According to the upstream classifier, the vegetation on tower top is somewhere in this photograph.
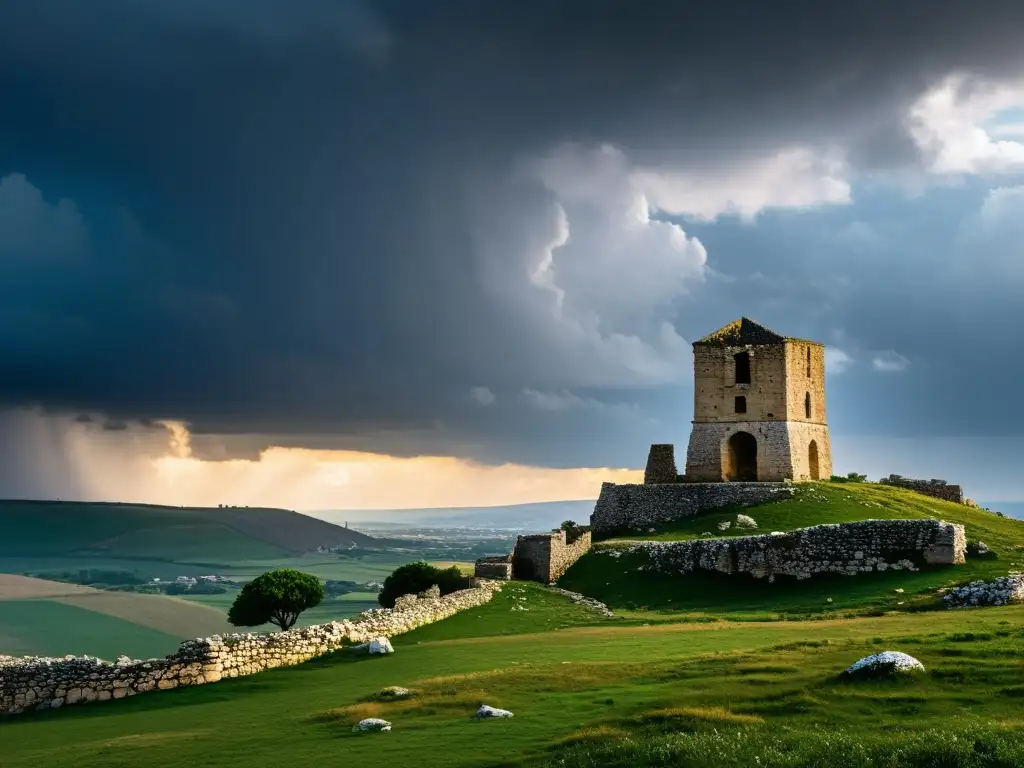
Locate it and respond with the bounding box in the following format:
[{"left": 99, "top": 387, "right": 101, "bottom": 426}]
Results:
[{"left": 693, "top": 316, "right": 821, "bottom": 347}]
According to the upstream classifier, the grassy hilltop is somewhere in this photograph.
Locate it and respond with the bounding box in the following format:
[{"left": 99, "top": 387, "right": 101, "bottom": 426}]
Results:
[
  {"left": 560, "top": 482, "right": 1024, "bottom": 620},
  {"left": 4, "top": 480, "right": 1024, "bottom": 767},
  {"left": 0, "top": 499, "right": 373, "bottom": 561},
  {"left": 0, "top": 501, "right": 401, "bottom": 657},
  {"left": 3, "top": 583, "right": 1024, "bottom": 767}
]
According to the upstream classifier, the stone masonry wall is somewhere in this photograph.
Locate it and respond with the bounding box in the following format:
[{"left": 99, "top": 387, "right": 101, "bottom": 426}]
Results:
[
  {"left": 879, "top": 475, "right": 964, "bottom": 504},
  {"left": 644, "top": 444, "right": 678, "bottom": 484},
  {"left": 693, "top": 343, "right": 788, "bottom": 423},
  {"left": 0, "top": 581, "right": 503, "bottom": 717},
  {"left": 591, "top": 481, "right": 793, "bottom": 538},
  {"left": 784, "top": 341, "right": 827, "bottom": 425},
  {"left": 685, "top": 421, "right": 831, "bottom": 482},
  {"left": 474, "top": 556, "right": 513, "bottom": 580},
  {"left": 599, "top": 519, "right": 966, "bottom": 580},
  {"left": 512, "top": 529, "right": 593, "bottom": 582},
  {"left": 785, "top": 422, "right": 833, "bottom": 481},
  {"left": 687, "top": 338, "right": 831, "bottom": 483}
]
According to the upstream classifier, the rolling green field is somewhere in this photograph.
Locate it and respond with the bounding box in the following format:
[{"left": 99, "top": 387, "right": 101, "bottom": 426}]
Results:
[
  {"left": 606, "top": 482, "right": 1024, "bottom": 548},
  {"left": 4, "top": 583, "right": 1024, "bottom": 768},
  {"left": 179, "top": 590, "right": 383, "bottom": 628},
  {"left": 560, "top": 482, "right": 1024, "bottom": 619},
  {"left": 4, "top": 481, "right": 1024, "bottom": 766},
  {"left": 0, "top": 499, "right": 372, "bottom": 561},
  {"left": 0, "top": 600, "right": 183, "bottom": 659},
  {"left": 0, "top": 551, "right": 428, "bottom": 583}
]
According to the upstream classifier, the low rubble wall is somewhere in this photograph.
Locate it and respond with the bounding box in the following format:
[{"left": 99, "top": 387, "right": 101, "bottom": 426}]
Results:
[
  {"left": 0, "top": 581, "right": 503, "bottom": 717},
  {"left": 591, "top": 481, "right": 793, "bottom": 538},
  {"left": 597, "top": 519, "right": 966, "bottom": 580}
]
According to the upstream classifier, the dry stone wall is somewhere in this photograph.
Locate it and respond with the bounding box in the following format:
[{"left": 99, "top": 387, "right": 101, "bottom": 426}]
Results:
[
  {"left": 474, "top": 556, "right": 513, "bottom": 580},
  {"left": 879, "top": 475, "right": 964, "bottom": 504},
  {"left": 591, "top": 481, "right": 793, "bottom": 538},
  {"left": 511, "top": 528, "right": 592, "bottom": 582},
  {"left": 0, "top": 581, "right": 503, "bottom": 717},
  {"left": 598, "top": 519, "right": 966, "bottom": 580}
]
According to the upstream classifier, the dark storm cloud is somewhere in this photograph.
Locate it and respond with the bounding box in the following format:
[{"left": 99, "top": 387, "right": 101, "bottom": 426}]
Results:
[{"left": 2, "top": 0, "right": 1024, "bottom": 468}]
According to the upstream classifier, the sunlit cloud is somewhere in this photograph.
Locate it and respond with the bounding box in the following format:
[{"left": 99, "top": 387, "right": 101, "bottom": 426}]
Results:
[{"left": 1, "top": 408, "right": 641, "bottom": 510}]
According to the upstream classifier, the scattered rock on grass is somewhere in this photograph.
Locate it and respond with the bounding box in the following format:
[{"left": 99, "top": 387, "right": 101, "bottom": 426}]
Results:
[
  {"left": 735, "top": 514, "right": 758, "bottom": 529},
  {"left": 353, "top": 717, "right": 392, "bottom": 732},
  {"left": 474, "top": 704, "right": 514, "bottom": 718},
  {"left": 368, "top": 637, "right": 394, "bottom": 654},
  {"left": 374, "top": 686, "right": 411, "bottom": 700},
  {"left": 842, "top": 651, "right": 925, "bottom": 679},
  {"left": 943, "top": 574, "right": 1024, "bottom": 608},
  {"left": 547, "top": 587, "right": 614, "bottom": 617}
]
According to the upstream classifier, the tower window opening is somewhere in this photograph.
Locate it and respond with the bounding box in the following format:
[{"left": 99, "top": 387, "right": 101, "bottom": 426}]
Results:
[
  {"left": 734, "top": 396, "right": 747, "bottom": 414},
  {"left": 806, "top": 347, "right": 811, "bottom": 378},
  {"left": 804, "top": 391, "right": 812, "bottom": 419},
  {"left": 734, "top": 351, "right": 751, "bottom": 384}
]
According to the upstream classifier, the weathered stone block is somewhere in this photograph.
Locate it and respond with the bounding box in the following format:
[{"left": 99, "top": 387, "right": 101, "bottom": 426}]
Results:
[{"left": 644, "top": 444, "right": 678, "bottom": 484}]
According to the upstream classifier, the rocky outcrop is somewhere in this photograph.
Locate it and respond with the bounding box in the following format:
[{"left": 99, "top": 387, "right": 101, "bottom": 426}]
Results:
[
  {"left": 591, "top": 481, "right": 793, "bottom": 538},
  {"left": 879, "top": 475, "right": 964, "bottom": 504},
  {"left": 944, "top": 574, "right": 1024, "bottom": 608},
  {"left": 546, "top": 586, "right": 614, "bottom": 617},
  {"left": 0, "top": 580, "right": 503, "bottom": 717},
  {"left": 597, "top": 519, "right": 966, "bottom": 580}
]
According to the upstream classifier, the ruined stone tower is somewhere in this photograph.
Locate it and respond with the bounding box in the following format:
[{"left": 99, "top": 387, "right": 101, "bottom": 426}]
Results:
[{"left": 684, "top": 317, "right": 832, "bottom": 482}]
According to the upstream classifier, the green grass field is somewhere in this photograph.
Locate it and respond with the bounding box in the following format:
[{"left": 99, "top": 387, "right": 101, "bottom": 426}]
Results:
[
  {"left": 1, "top": 552, "right": 462, "bottom": 584},
  {"left": 559, "top": 482, "right": 1024, "bottom": 620},
  {"left": 4, "top": 481, "right": 1024, "bottom": 766},
  {"left": 0, "top": 552, "right": 470, "bottom": 657},
  {"left": 605, "top": 482, "right": 1024, "bottom": 548},
  {"left": 0, "top": 600, "right": 183, "bottom": 659},
  {"left": 0, "top": 499, "right": 371, "bottom": 561},
  {"left": 3, "top": 583, "right": 1023, "bottom": 768},
  {"left": 179, "top": 590, "right": 383, "bottom": 628}
]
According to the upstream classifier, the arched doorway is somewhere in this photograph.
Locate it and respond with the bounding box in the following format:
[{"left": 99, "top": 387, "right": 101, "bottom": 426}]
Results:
[
  {"left": 725, "top": 432, "right": 758, "bottom": 482},
  {"left": 808, "top": 440, "right": 820, "bottom": 480}
]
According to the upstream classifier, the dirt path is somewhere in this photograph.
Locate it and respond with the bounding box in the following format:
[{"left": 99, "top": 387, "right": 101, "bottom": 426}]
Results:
[
  {"left": 0, "top": 574, "right": 233, "bottom": 640},
  {"left": 0, "top": 574, "right": 101, "bottom": 599}
]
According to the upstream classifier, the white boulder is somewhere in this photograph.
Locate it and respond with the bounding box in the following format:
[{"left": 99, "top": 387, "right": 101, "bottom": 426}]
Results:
[
  {"left": 474, "top": 704, "right": 514, "bottom": 718},
  {"left": 352, "top": 717, "right": 392, "bottom": 732},
  {"left": 368, "top": 637, "right": 394, "bottom": 654},
  {"left": 843, "top": 651, "right": 925, "bottom": 678}
]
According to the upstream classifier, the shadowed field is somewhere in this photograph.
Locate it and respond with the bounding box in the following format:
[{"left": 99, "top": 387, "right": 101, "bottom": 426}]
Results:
[
  {"left": 2, "top": 583, "right": 1023, "bottom": 768},
  {"left": 0, "top": 575, "right": 233, "bottom": 657}
]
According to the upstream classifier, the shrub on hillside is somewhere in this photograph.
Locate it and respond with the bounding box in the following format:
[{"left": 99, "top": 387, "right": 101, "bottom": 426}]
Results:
[
  {"left": 227, "top": 569, "right": 324, "bottom": 631},
  {"left": 830, "top": 472, "right": 868, "bottom": 483},
  {"left": 378, "top": 561, "right": 466, "bottom": 608}
]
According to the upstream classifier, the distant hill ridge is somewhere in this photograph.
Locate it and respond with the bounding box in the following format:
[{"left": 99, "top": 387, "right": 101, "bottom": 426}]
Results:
[
  {"left": 0, "top": 499, "right": 374, "bottom": 561},
  {"left": 311, "top": 499, "right": 596, "bottom": 530}
]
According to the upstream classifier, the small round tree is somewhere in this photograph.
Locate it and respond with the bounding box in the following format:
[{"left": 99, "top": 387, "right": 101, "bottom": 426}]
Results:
[
  {"left": 378, "top": 561, "right": 465, "bottom": 608},
  {"left": 227, "top": 568, "right": 324, "bottom": 631}
]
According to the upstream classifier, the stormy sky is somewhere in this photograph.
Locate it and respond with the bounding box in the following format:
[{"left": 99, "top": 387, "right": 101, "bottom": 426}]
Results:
[{"left": 2, "top": 0, "right": 1024, "bottom": 505}]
